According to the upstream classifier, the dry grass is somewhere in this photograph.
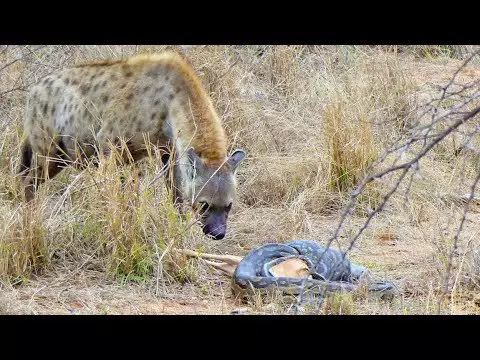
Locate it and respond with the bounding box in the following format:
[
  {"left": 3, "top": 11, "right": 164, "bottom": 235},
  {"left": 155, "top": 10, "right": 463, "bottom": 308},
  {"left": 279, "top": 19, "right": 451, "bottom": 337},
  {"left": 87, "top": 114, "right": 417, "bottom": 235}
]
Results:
[{"left": 1, "top": 45, "right": 480, "bottom": 314}]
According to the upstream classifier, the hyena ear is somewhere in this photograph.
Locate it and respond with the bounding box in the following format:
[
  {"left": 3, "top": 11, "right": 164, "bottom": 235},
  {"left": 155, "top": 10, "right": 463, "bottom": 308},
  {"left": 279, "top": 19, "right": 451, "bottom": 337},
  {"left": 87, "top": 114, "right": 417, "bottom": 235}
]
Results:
[
  {"left": 227, "top": 149, "right": 246, "bottom": 172},
  {"left": 187, "top": 148, "right": 203, "bottom": 174}
]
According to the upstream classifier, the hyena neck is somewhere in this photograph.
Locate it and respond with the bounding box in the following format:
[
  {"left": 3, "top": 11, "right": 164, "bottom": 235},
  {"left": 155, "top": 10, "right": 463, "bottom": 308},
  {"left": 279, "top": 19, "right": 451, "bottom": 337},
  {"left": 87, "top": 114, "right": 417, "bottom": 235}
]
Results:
[
  {"left": 156, "top": 52, "right": 228, "bottom": 165},
  {"left": 138, "top": 52, "right": 231, "bottom": 205}
]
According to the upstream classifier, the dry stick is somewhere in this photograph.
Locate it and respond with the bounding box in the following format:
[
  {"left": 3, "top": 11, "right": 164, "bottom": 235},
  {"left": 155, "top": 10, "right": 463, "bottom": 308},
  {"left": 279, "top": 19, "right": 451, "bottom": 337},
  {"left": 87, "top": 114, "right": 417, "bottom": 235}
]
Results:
[
  {"left": 414, "top": 93, "right": 480, "bottom": 136},
  {"left": 0, "top": 45, "right": 47, "bottom": 73},
  {"left": 430, "top": 50, "right": 479, "bottom": 122},
  {"left": 386, "top": 72, "right": 479, "bottom": 156},
  {"left": 149, "top": 230, "right": 167, "bottom": 297},
  {"left": 309, "top": 165, "right": 413, "bottom": 314},
  {"left": 401, "top": 161, "right": 419, "bottom": 206},
  {"left": 301, "top": 105, "right": 480, "bottom": 313},
  {"left": 440, "top": 50, "right": 480, "bottom": 101},
  {"left": 437, "top": 161, "right": 480, "bottom": 314},
  {"left": 0, "top": 46, "right": 75, "bottom": 97},
  {"left": 409, "top": 87, "right": 478, "bottom": 159},
  {"left": 21, "top": 45, "right": 65, "bottom": 71},
  {"left": 146, "top": 162, "right": 170, "bottom": 188},
  {"left": 346, "top": 106, "right": 480, "bottom": 242},
  {"left": 218, "top": 50, "right": 240, "bottom": 80},
  {"left": 450, "top": 233, "right": 477, "bottom": 311},
  {"left": 51, "top": 171, "right": 85, "bottom": 218},
  {"left": 364, "top": 106, "right": 480, "bottom": 188}
]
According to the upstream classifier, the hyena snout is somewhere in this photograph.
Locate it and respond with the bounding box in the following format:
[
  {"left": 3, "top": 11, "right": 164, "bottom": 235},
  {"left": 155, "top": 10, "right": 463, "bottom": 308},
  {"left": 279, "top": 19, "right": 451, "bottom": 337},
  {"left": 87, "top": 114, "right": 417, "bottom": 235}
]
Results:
[{"left": 201, "top": 213, "right": 228, "bottom": 240}]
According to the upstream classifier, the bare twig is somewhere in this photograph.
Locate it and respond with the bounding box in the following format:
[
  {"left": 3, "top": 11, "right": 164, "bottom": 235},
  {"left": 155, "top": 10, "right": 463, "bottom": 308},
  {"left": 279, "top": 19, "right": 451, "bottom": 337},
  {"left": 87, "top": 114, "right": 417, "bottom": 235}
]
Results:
[{"left": 295, "top": 50, "right": 480, "bottom": 313}]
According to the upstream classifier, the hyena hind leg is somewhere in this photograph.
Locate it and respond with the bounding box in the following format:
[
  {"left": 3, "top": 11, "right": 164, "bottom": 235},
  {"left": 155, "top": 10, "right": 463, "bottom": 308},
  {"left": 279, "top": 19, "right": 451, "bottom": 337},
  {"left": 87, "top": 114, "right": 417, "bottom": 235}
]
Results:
[
  {"left": 18, "top": 137, "right": 35, "bottom": 201},
  {"left": 18, "top": 138, "right": 70, "bottom": 202}
]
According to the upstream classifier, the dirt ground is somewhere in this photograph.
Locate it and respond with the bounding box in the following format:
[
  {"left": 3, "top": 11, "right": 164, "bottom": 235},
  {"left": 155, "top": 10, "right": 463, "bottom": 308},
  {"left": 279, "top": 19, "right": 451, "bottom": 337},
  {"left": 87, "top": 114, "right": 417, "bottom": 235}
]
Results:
[
  {"left": 1, "top": 46, "right": 480, "bottom": 315},
  {"left": 3, "top": 205, "right": 480, "bottom": 315}
]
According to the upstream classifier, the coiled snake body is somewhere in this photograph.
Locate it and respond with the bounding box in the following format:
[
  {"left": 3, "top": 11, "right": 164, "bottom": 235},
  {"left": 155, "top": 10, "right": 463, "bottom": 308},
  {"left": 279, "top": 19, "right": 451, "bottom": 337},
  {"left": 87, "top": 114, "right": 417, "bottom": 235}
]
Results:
[
  {"left": 232, "top": 240, "right": 396, "bottom": 298},
  {"left": 177, "top": 239, "right": 398, "bottom": 300}
]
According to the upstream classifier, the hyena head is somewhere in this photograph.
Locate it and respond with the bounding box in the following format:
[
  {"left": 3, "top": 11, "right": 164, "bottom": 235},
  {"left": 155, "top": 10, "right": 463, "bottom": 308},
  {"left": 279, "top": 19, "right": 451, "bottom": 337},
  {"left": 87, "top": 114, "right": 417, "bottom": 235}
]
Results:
[{"left": 186, "top": 148, "right": 245, "bottom": 240}]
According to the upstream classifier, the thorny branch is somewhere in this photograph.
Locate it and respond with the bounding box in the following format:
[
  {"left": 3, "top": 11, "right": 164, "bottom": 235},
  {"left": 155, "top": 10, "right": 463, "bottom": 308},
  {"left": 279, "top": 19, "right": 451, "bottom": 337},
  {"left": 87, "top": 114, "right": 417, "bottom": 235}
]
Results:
[
  {"left": 438, "top": 156, "right": 480, "bottom": 313},
  {"left": 295, "top": 49, "right": 480, "bottom": 314}
]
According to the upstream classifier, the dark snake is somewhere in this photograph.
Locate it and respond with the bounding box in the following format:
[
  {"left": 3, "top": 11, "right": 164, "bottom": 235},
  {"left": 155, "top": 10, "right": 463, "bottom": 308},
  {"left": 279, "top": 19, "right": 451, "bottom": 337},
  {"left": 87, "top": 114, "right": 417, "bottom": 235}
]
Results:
[{"left": 232, "top": 240, "right": 397, "bottom": 299}]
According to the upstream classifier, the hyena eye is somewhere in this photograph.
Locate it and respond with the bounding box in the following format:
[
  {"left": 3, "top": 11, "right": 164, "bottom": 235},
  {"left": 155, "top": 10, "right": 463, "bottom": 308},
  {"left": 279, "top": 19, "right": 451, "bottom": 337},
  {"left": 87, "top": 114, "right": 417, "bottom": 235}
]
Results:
[{"left": 198, "top": 201, "right": 210, "bottom": 215}]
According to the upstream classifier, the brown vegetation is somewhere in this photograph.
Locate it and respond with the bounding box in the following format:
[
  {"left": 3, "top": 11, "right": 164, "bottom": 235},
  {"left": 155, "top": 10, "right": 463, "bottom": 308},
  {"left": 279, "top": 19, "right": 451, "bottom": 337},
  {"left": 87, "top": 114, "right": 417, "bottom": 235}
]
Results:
[{"left": 1, "top": 45, "right": 480, "bottom": 314}]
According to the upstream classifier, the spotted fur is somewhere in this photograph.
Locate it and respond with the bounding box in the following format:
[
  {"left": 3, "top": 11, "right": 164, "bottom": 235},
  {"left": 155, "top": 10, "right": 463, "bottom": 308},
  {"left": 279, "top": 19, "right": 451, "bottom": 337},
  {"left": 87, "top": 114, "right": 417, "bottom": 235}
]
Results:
[{"left": 18, "top": 51, "right": 246, "bottom": 239}]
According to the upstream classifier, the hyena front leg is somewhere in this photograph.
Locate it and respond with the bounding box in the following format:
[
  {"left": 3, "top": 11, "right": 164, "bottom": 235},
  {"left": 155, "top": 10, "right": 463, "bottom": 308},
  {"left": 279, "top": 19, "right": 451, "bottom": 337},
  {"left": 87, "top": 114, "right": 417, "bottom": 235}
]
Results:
[{"left": 161, "top": 152, "right": 185, "bottom": 208}]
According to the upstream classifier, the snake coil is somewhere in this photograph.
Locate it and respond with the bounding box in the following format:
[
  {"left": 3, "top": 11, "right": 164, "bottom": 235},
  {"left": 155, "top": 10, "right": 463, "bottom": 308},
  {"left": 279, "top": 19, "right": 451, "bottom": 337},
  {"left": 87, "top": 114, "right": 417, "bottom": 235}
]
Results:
[{"left": 232, "top": 240, "right": 396, "bottom": 299}]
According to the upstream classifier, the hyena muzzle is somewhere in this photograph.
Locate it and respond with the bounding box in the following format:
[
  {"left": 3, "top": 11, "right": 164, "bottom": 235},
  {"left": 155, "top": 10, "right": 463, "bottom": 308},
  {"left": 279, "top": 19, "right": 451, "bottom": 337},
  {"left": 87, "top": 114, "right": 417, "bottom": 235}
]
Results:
[{"left": 18, "top": 51, "right": 246, "bottom": 240}]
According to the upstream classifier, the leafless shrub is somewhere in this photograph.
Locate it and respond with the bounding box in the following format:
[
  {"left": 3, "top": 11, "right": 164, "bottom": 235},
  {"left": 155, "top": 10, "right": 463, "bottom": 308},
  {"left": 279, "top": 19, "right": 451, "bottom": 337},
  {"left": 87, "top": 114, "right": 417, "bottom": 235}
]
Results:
[{"left": 301, "top": 49, "right": 480, "bottom": 314}]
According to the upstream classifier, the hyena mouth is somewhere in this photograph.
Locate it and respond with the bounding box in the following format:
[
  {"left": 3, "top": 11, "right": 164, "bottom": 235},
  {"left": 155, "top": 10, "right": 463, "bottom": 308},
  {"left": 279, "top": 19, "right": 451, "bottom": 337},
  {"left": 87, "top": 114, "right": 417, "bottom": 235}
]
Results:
[
  {"left": 203, "top": 224, "right": 227, "bottom": 240},
  {"left": 206, "top": 233, "right": 225, "bottom": 240},
  {"left": 209, "top": 232, "right": 225, "bottom": 240}
]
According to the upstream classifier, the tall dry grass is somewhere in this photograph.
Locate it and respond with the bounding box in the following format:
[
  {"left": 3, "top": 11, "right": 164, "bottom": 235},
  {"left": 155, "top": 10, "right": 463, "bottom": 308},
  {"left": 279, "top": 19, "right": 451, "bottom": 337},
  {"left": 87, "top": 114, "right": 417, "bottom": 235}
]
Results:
[
  {"left": 0, "top": 45, "right": 417, "bottom": 282},
  {"left": 1, "top": 45, "right": 479, "bottom": 314}
]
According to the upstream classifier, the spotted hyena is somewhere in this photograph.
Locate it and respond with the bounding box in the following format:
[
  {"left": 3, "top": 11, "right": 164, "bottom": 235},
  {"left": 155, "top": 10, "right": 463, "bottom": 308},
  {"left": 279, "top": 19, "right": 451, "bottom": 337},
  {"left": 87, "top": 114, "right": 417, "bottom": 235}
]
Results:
[{"left": 18, "top": 51, "right": 246, "bottom": 240}]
